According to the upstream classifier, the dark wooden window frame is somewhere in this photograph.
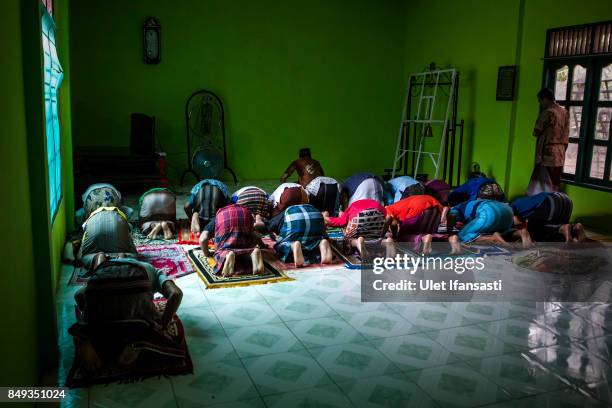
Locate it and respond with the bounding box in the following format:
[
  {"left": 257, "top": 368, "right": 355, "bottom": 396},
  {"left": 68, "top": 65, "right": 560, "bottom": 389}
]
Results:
[{"left": 542, "top": 21, "right": 612, "bottom": 192}]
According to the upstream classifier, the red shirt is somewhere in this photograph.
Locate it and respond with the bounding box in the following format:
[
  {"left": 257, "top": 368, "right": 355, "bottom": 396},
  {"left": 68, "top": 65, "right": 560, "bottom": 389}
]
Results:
[
  {"left": 327, "top": 199, "right": 386, "bottom": 228},
  {"left": 385, "top": 195, "right": 441, "bottom": 221}
]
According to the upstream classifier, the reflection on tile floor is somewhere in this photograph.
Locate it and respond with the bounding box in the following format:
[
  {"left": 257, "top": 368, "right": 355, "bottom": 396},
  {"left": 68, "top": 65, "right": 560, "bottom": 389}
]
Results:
[{"left": 56, "top": 260, "right": 612, "bottom": 407}]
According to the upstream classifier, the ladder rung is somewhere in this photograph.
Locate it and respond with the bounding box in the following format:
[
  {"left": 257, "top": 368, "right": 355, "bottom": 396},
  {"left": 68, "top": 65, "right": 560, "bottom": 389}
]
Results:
[
  {"left": 402, "top": 120, "right": 446, "bottom": 124},
  {"left": 400, "top": 149, "right": 440, "bottom": 155}
]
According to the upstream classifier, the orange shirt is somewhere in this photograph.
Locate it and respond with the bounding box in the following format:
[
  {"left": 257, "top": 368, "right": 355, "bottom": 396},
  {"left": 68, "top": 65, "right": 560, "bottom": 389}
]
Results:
[{"left": 385, "top": 195, "right": 442, "bottom": 221}]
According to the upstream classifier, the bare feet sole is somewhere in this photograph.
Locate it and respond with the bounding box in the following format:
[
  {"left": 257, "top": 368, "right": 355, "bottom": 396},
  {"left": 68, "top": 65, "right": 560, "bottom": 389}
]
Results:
[
  {"left": 320, "top": 239, "right": 333, "bottom": 264},
  {"left": 292, "top": 241, "right": 305, "bottom": 268},
  {"left": 356, "top": 237, "right": 367, "bottom": 259},
  {"left": 252, "top": 248, "right": 265, "bottom": 274},
  {"left": 222, "top": 251, "right": 236, "bottom": 277},
  {"left": 449, "top": 235, "right": 461, "bottom": 255}
]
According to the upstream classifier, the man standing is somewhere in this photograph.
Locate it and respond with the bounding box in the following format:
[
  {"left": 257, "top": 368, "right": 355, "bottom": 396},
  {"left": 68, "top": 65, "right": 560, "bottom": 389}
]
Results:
[
  {"left": 530, "top": 88, "right": 569, "bottom": 192},
  {"left": 280, "top": 148, "right": 324, "bottom": 188}
]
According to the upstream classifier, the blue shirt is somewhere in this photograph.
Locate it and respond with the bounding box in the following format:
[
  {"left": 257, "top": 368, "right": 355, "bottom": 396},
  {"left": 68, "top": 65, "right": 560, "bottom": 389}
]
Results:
[
  {"left": 511, "top": 193, "right": 550, "bottom": 220},
  {"left": 450, "top": 199, "right": 487, "bottom": 222},
  {"left": 449, "top": 177, "right": 496, "bottom": 203},
  {"left": 189, "top": 179, "right": 230, "bottom": 207},
  {"left": 384, "top": 176, "right": 420, "bottom": 205}
]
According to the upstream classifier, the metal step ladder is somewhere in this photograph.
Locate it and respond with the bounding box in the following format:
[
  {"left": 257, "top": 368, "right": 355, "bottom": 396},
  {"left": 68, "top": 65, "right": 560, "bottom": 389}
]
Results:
[{"left": 391, "top": 68, "right": 457, "bottom": 180}]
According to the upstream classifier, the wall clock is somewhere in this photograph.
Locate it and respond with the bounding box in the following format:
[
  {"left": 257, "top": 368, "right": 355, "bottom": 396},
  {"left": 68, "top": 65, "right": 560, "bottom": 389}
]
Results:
[{"left": 143, "top": 17, "right": 161, "bottom": 64}]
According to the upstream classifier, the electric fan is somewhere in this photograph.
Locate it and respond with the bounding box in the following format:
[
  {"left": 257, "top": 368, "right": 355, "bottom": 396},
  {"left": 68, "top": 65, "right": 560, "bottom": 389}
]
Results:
[{"left": 180, "top": 90, "right": 237, "bottom": 186}]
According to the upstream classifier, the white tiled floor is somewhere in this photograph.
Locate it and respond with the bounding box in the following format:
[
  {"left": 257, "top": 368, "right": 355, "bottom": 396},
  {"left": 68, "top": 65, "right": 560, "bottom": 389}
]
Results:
[{"left": 55, "top": 262, "right": 612, "bottom": 407}]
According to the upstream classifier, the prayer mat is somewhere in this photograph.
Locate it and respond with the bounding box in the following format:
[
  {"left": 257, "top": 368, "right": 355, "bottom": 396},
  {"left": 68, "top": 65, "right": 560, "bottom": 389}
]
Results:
[
  {"left": 69, "top": 244, "right": 194, "bottom": 285},
  {"left": 137, "top": 244, "right": 194, "bottom": 279},
  {"left": 330, "top": 240, "right": 412, "bottom": 269},
  {"left": 260, "top": 236, "right": 344, "bottom": 271},
  {"left": 512, "top": 246, "right": 608, "bottom": 274},
  {"left": 187, "top": 247, "right": 293, "bottom": 289},
  {"left": 461, "top": 244, "right": 515, "bottom": 256},
  {"left": 65, "top": 303, "right": 192, "bottom": 388},
  {"left": 131, "top": 229, "right": 178, "bottom": 246},
  {"left": 177, "top": 219, "right": 200, "bottom": 245}
]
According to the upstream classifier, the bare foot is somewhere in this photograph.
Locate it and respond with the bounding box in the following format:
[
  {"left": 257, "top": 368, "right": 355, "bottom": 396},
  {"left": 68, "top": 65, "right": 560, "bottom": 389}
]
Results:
[
  {"left": 191, "top": 212, "right": 201, "bottom": 234},
  {"left": 421, "top": 234, "right": 432, "bottom": 256},
  {"left": 199, "top": 231, "right": 211, "bottom": 257},
  {"left": 492, "top": 232, "right": 509, "bottom": 247},
  {"left": 221, "top": 251, "right": 236, "bottom": 277},
  {"left": 147, "top": 223, "right": 163, "bottom": 239},
  {"left": 519, "top": 228, "right": 533, "bottom": 249},
  {"left": 383, "top": 237, "right": 396, "bottom": 258},
  {"left": 572, "top": 223, "right": 586, "bottom": 242},
  {"left": 162, "top": 221, "right": 174, "bottom": 240},
  {"left": 92, "top": 252, "right": 108, "bottom": 271},
  {"left": 292, "top": 241, "right": 305, "bottom": 268},
  {"left": 449, "top": 235, "right": 461, "bottom": 254},
  {"left": 118, "top": 345, "right": 140, "bottom": 366},
  {"left": 559, "top": 224, "right": 572, "bottom": 243},
  {"left": 79, "top": 340, "right": 102, "bottom": 372},
  {"left": 254, "top": 214, "right": 266, "bottom": 231},
  {"left": 355, "top": 236, "right": 367, "bottom": 259},
  {"left": 320, "top": 239, "right": 333, "bottom": 264},
  {"left": 251, "top": 248, "right": 264, "bottom": 274}
]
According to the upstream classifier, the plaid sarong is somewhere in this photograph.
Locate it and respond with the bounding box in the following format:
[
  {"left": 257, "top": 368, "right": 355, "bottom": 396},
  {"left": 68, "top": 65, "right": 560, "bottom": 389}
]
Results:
[
  {"left": 344, "top": 208, "right": 385, "bottom": 240},
  {"left": 232, "top": 186, "right": 271, "bottom": 219},
  {"left": 213, "top": 205, "right": 256, "bottom": 273},
  {"left": 274, "top": 204, "right": 326, "bottom": 263}
]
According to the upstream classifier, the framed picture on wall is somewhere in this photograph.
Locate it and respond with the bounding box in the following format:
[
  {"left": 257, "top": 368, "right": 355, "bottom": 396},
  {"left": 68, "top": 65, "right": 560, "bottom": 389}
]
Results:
[{"left": 496, "top": 65, "right": 517, "bottom": 101}]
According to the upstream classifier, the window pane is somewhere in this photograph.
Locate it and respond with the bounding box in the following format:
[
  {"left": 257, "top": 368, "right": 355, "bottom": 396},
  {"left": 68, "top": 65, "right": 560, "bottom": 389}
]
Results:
[
  {"left": 589, "top": 145, "right": 607, "bottom": 179},
  {"left": 569, "top": 106, "right": 582, "bottom": 138},
  {"left": 554, "top": 66, "right": 569, "bottom": 101},
  {"left": 563, "top": 142, "right": 578, "bottom": 174},
  {"left": 600, "top": 63, "right": 612, "bottom": 101},
  {"left": 571, "top": 65, "right": 587, "bottom": 100},
  {"left": 595, "top": 107, "right": 611, "bottom": 141}
]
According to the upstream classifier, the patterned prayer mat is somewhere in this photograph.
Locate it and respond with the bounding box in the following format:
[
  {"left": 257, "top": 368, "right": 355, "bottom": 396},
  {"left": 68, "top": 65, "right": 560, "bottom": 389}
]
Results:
[
  {"left": 512, "top": 245, "right": 609, "bottom": 274},
  {"left": 66, "top": 303, "right": 192, "bottom": 388},
  {"left": 69, "top": 244, "right": 194, "bottom": 285},
  {"left": 130, "top": 220, "right": 194, "bottom": 246},
  {"left": 259, "top": 236, "right": 344, "bottom": 271},
  {"left": 131, "top": 230, "right": 178, "bottom": 246},
  {"left": 187, "top": 247, "right": 293, "bottom": 289},
  {"left": 177, "top": 219, "right": 200, "bottom": 245},
  {"left": 330, "top": 241, "right": 415, "bottom": 269},
  {"left": 137, "top": 244, "right": 194, "bottom": 278}
]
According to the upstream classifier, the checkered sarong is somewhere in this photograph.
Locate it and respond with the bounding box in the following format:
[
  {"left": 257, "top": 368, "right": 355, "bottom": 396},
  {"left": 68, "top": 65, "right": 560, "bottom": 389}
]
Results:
[
  {"left": 213, "top": 205, "right": 256, "bottom": 273},
  {"left": 274, "top": 204, "right": 325, "bottom": 263},
  {"left": 232, "top": 187, "right": 271, "bottom": 219},
  {"left": 343, "top": 209, "right": 385, "bottom": 240}
]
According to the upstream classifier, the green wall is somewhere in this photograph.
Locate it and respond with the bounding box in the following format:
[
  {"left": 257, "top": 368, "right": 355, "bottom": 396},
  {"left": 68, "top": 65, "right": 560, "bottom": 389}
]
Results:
[
  {"left": 1, "top": 0, "right": 73, "bottom": 388},
  {"left": 1, "top": 0, "right": 44, "bottom": 390},
  {"left": 403, "top": 0, "right": 522, "bottom": 183},
  {"left": 404, "top": 0, "right": 612, "bottom": 231},
  {"left": 69, "top": 0, "right": 406, "bottom": 183}
]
